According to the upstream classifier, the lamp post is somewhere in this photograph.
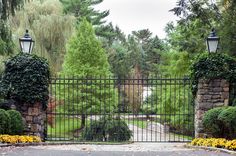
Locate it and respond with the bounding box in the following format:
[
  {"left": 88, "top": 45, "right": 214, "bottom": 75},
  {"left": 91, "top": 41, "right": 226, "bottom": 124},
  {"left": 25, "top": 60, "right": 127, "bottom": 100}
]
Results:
[
  {"left": 19, "top": 29, "right": 35, "bottom": 54},
  {"left": 206, "top": 29, "right": 220, "bottom": 53}
]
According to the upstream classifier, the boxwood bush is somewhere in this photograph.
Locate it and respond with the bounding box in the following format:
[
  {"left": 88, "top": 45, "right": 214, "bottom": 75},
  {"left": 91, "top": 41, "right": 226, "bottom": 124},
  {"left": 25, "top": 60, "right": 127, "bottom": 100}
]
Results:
[
  {"left": 218, "top": 107, "right": 236, "bottom": 139},
  {"left": 7, "top": 110, "right": 24, "bottom": 135},
  {"left": 0, "top": 109, "right": 10, "bottom": 134},
  {"left": 203, "top": 106, "right": 236, "bottom": 139},
  {"left": 202, "top": 107, "right": 225, "bottom": 138},
  {"left": 0, "top": 109, "right": 24, "bottom": 135}
]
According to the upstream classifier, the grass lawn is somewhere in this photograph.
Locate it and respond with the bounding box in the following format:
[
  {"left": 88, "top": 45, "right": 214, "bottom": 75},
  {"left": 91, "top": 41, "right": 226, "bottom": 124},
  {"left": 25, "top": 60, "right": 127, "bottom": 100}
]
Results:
[
  {"left": 170, "top": 133, "right": 193, "bottom": 141},
  {"left": 47, "top": 116, "right": 82, "bottom": 139},
  {"left": 125, "top": 118, "right": 149, "bottom": 129}
]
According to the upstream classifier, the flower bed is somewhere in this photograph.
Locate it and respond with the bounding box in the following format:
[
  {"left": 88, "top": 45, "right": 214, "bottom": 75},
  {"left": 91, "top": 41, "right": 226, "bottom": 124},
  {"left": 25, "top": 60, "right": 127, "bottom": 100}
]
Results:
[
  {"left": 0, "top": 135, "right": 41, "bottom": 144},
  {"left": 191, "top": 138, "right": 236, "bottom": 150}
]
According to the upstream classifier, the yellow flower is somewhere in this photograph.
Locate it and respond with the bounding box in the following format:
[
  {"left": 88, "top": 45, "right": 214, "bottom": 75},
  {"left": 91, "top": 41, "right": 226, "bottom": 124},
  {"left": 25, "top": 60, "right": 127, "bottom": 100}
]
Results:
[{"left": 0, "top": 135, "right": 42, "bottom": 144}]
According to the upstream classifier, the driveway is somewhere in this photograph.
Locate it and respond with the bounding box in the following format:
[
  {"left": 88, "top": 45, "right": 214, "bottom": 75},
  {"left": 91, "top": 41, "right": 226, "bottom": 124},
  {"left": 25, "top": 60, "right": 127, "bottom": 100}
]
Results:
[
  {"left": 129, "top": 124, "right": 190, "bottom": 142},
  {"left": 0, "top": 143, "right": 233, "bottom": 156}
]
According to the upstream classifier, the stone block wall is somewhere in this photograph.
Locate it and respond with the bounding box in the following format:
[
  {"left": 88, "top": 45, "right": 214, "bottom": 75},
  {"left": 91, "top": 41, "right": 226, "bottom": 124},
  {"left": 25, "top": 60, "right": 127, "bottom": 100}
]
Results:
[
  {"left": 16, "top": 102, "right": 46, "bottom": 140},
  {"left": 195, "top": 79, "right": 229, "bottom": 138}
]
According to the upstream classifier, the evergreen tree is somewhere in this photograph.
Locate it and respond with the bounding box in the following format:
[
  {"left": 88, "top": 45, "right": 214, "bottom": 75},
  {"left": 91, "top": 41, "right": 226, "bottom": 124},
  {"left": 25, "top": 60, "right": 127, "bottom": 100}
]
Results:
[
  {"left": 219, "top": 0, "right": 236, "bottom": 56},
  {"left": 61, "top": 19, "right": 117, "bottom": 128},
  {"left": 60, "top": 0, "right": 114, "bottom": 39}
]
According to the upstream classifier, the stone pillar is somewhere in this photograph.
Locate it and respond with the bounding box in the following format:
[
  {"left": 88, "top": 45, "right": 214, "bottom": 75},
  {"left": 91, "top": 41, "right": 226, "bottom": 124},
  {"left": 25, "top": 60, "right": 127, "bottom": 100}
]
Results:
[
  {"left": 17, "top": 102, "right": 46, "bottom": 140},
  {"left": 195, "top": 79, "right": 229, "bottom": 138}
]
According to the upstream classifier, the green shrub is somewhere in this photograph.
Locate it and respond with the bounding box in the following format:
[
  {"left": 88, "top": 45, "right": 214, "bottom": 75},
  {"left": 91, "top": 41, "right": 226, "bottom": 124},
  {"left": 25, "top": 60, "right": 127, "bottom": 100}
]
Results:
[
  {"left": 202, "top": 107, "right": 225, "bottom": 138},
  {"left": 0, "top": 101, "right": 11, "bottom": 110},
  {"left": 218, "top": 107, "right": 236, "bottom": 139},
  {"left": 81, "top": 118, "right": 106, "bottom": 141},
  {"left": 81, "top": 116, "right": 132, "bottom": 142},
  {"left": 0, "top": 109, "right": 10, "bottom": 134},
  {"left": 141, "top": 104, "right": 157, "bottom": 117},
  {"left": 105, "top": 119, "right": 132, "bottom": 142},
  {"left": 7, "top": 110, "right": 24, "bottom": 135}
]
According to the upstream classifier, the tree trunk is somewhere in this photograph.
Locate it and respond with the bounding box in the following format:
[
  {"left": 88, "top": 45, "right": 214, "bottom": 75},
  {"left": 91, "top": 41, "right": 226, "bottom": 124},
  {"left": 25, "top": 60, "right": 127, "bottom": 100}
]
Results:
[{"left": 80, "top": 114, "right": 86, "bottom": 129}]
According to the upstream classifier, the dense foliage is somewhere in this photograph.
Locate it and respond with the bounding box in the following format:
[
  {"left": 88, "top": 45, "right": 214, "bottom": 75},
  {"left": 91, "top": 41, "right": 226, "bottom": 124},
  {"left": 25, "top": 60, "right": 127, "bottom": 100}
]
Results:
[
  {"left": 62, "top": 18, "right": 110, "bottom": 76},
  {"left": 203, "top": 107, "right": 236, "bottom": 139},
  {"left": 0, "top": 53, "right": 50, "bottom": 109},
  {"left": 171, "top": 0, "right": 236, "bottom": 56},
  {"left": 60, "top": 19, "right": 117, "bottom": 128},
  {"left": 81, "top": 116, "right": 132, "bottom": 142},
  {"left": 0, "top": 0, "right": 23, "bottom": 55},
  {"left": 10, "top": 0, "right": 75, "bottom": 74},
  {"left": 190, "top": 53, "right": 236, "bottom": 96},
  {"left": 60, "top": 0, "right": 116, "bottom": 40}
]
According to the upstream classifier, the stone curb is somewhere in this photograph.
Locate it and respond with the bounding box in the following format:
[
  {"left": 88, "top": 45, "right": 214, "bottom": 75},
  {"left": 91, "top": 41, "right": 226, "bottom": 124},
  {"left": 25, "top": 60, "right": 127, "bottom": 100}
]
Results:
[
  {"left": 185, "top": 144, "right": 236, "bottom": 155},
  {"left": 0, "top": 141, "right": 133, "bottom": 147}
]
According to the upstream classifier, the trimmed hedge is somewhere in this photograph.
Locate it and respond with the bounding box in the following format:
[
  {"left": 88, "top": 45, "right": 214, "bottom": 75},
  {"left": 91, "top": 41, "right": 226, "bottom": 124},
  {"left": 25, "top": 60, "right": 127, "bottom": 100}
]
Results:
[
  {"left": 7, "top": 110, "right": 24, "bottom": 135},
  {"left": 0, "top": 109, "right": 10, "bottom": 134},
  {"left": 0, "top": 109, "right": 24, "bottom": 135},
  {"left": 218, "top": 107, "right": 236, "bottom": 139},
  {"left": 202, "top": 107, "right": 225, "bottom": 138},
  {"left": 203, "top": 106, "right": 236, "bottom": 139}
]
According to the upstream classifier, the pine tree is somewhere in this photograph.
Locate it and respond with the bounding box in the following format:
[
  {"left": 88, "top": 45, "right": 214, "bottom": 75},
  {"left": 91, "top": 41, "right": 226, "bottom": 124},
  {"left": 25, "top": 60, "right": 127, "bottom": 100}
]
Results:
[
  {"left": 60, "top": 0, "right": 114, "bottom": 39},
  {"left": 61, "top": 19, "right": 117, "bottom": 128}
]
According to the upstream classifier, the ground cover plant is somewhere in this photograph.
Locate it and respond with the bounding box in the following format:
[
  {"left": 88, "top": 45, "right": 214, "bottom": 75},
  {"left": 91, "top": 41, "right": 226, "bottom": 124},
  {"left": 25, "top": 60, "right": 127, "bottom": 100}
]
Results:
[
  {"left": 0, "top": 135, "right": 41, "bottom": 144},
  {"left": 191, "top": 138, "right": 236, "bottom": 151}
]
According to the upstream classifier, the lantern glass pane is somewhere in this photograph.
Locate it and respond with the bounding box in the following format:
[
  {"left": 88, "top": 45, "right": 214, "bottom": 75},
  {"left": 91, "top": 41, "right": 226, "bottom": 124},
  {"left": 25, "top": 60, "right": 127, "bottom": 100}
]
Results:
[
  {"left": 208, "top": 40, "right": 219, "bottom": 53},
  {"left": 30, "top": 41, "right": 34, "bottom": 53},
  {"left": 21, "top": 41, "right": 31, "bottom": 53}
]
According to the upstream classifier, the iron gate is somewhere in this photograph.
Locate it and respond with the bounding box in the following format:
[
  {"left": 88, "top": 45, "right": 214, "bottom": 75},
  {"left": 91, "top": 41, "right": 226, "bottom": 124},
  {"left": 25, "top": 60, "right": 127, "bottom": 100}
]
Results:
[{"left": 45, "top": 76, "right": 194, "bottom": 142}]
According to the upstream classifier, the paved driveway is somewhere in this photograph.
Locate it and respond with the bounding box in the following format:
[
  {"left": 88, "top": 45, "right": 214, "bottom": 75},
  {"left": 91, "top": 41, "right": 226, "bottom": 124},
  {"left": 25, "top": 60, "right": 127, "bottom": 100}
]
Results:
[
  {"left": 0, "top": 143, "right": 233, "bottom": 156},
  {"left": 129, "top": 124, "right": 190, "bottom": 142}
]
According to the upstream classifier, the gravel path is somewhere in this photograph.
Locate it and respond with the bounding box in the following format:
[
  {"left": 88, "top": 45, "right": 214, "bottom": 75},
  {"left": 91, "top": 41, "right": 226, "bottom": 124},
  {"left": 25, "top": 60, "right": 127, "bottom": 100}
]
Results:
[{"left": 0, "top": 143, "right": 232, "bottom": 156}]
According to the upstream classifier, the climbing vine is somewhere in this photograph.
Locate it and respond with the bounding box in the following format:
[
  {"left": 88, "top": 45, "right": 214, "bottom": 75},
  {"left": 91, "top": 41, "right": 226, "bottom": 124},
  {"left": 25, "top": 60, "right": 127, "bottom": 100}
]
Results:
[
  {"left": 190, "top": 53, "right": 236, "bottom": 96},
  {"left": 0, "top": 53, "right": 50, "bottom": 109}
]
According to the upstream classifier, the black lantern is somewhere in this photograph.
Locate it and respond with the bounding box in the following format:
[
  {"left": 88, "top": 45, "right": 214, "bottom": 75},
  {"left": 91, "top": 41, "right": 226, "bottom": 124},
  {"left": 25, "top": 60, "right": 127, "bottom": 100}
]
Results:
[
  {"left": 19, "top": 29, "right": 35, "bottom": 54},
  {"left": 206, "top": 29, "right": 220, "bottom": 53}
]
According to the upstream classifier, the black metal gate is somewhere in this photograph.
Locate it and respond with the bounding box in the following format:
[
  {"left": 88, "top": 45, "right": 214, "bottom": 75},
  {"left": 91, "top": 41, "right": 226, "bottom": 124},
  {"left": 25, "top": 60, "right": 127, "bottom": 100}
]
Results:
[{"left": 45, "top": 76, "right": 194, "bottom": 142}]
